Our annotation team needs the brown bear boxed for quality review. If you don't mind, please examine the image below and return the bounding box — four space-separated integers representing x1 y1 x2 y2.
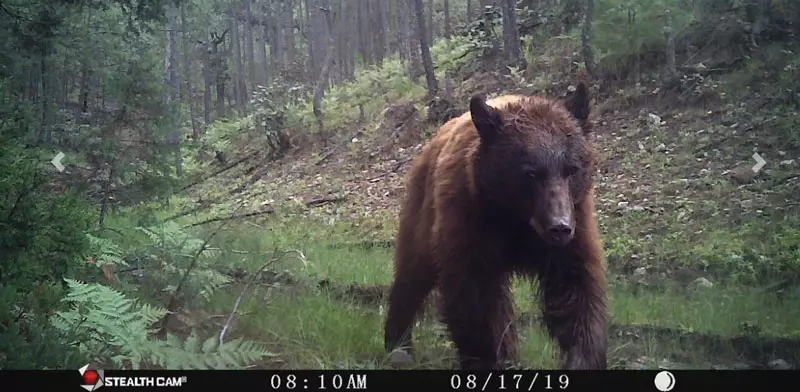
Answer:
383 82 608 370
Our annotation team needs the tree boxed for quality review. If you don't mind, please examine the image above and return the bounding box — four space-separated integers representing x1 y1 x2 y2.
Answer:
581 0 597 79
412 0 439 98
501 0 525 69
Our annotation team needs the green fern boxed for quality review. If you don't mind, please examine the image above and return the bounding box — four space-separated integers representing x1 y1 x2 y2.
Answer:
50 279 273 369
85 233 126 266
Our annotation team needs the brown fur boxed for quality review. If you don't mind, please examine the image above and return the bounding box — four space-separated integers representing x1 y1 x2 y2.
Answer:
383 83 608 370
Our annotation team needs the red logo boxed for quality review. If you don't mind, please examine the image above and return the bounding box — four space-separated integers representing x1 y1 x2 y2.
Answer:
83 369 100 385
78 364 104 391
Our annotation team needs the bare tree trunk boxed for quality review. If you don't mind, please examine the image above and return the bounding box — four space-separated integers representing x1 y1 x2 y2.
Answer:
305 0 314 74
310 0 327 77
230 6 247 114
412 0 439 97
203 38 213 124
210 31 228 119
166 2 181 101
427 0 434 44
663 9 677 82
405 0 423 79
244 0 256 85
375 0 389 64
312 0 338 132
396 0 410 61
580 0 597 79
444 0 452 38
181 4 200 139
284 0 296 65
501 0 525 68
39 55 51 144
356 1 369 65
79 66 91 114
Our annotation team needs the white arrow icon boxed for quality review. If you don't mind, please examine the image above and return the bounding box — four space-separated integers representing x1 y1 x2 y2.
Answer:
751 152 766 174
51 151 66 172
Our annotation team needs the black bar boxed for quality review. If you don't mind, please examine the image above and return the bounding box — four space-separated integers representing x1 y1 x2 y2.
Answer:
1 370 796 391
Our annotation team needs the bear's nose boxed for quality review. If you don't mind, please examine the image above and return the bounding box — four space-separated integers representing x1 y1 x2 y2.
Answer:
546 222 574 245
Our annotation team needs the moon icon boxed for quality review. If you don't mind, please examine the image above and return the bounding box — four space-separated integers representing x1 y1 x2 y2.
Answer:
654 370 676 392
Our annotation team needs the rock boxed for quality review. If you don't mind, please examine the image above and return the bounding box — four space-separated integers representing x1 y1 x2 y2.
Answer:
388 350 414 367
729 166 757 184
632 205 645 212
779 159 795 166
690 277 714 290
655 143 667 152
647 113 663 125
633 267 647 278
768 359 791 370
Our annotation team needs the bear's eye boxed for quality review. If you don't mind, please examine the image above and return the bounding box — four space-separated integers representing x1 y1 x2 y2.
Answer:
525 168 544 179
564 165 580 177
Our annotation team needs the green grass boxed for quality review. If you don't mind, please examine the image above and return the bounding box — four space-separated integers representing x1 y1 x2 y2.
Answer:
199 217 800 370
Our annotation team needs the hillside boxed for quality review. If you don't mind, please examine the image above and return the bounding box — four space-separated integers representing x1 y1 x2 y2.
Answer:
1 0 799 372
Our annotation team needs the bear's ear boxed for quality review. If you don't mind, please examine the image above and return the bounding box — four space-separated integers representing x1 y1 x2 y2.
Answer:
565 82 590 132
470 95 503 143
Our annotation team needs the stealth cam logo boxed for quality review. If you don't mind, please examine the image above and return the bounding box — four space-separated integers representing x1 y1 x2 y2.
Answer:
78 364 104 391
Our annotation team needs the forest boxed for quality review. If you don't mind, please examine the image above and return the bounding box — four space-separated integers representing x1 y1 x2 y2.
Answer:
1 0 799 370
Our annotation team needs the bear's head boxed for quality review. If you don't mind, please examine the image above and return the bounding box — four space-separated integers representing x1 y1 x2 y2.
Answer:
469 83 599 247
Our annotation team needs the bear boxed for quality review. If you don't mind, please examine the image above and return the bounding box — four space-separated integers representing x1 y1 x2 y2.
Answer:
383 82 608 370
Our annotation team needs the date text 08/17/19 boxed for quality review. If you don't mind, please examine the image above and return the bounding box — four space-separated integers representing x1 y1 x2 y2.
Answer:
450 372 570 391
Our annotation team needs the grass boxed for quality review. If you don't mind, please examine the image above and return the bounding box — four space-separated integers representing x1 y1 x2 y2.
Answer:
198 215 800 370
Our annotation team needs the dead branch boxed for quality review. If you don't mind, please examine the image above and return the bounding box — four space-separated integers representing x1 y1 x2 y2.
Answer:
178 151 259 193
182 208 275 229
219 249 307 345
305 195 346 207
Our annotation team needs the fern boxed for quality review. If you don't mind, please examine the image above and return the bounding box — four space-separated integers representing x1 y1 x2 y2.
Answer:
50 279 273 369
85 233 127 266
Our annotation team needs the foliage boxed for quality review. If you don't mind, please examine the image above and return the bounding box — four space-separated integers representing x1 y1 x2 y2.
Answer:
430 35 482 76
0 107 94 297
291 58 424 131
593 0 695 76
50 278 273 369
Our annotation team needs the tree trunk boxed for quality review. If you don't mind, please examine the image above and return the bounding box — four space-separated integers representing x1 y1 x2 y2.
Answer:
444 0 451 38
230 6 247 114
502 0 525 68
580 0 597 79
427 0 434 44
166 2 181 101
203 38 213 124
244 0 256 85
312 0 338 132
412 0 438 97
284 0 296 66
663 9 677 82
181 4 200 139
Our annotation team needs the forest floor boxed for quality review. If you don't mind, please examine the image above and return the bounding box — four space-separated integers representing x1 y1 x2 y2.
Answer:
166 58 800 370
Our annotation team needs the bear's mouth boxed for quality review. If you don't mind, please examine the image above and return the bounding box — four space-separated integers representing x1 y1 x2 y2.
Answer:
529 217 574 246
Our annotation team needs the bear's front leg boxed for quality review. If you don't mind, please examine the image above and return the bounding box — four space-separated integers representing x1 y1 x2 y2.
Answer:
537 249 608 370
439 268 511 370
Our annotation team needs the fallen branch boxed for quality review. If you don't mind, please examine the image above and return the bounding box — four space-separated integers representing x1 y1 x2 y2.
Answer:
219 249 307 345
178 151 258 193
158 189 255 335
305 195 346 207
182 208 275 229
